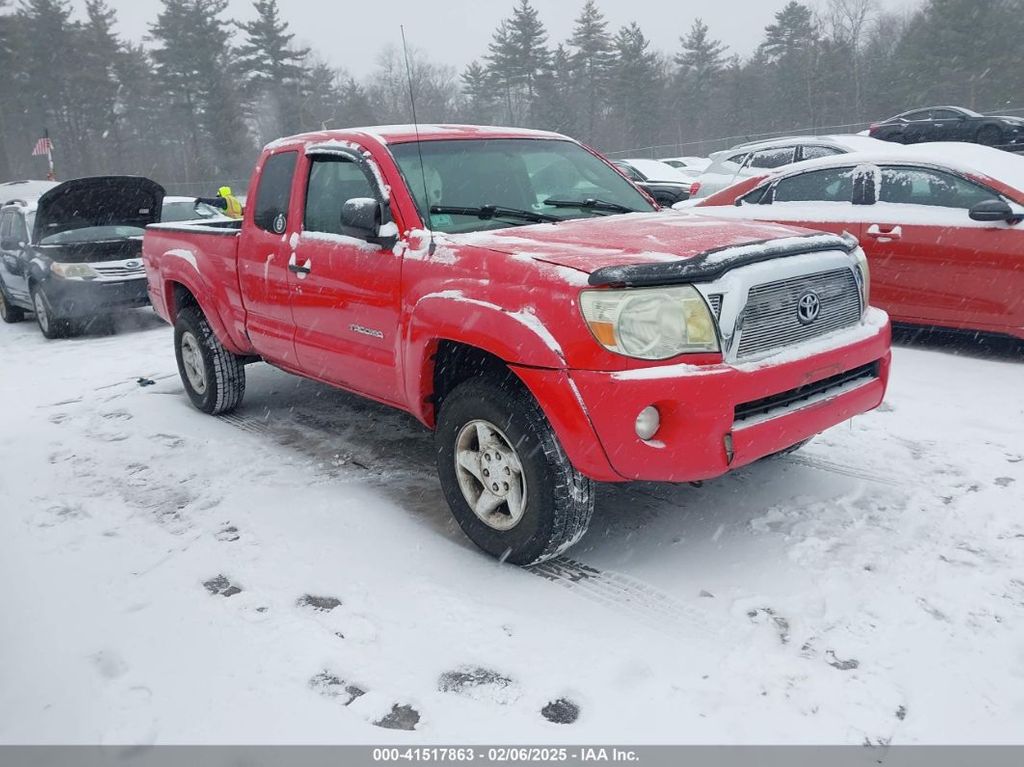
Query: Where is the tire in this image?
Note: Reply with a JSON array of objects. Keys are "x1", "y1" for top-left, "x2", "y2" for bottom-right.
[
  {"x1": 31, "y1": 285, "x2": 71, "y2": 339},
  {"x1": 173, "y1": 305, "x2": 246, "y2": 414},
  {"x1": 435, "y1": 373, "x2": 595, "y2": 566},
  {"x1": 977, "y1": 125, "x2": 1002, "y2": 146},
  {"x1": 0, "y1": 289, "x2": 25, "y2": 323}
]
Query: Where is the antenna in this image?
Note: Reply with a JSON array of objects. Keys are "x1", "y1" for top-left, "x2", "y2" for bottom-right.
[{"x1": 400, "y1": 25, "x2": 435, "y2": 255}]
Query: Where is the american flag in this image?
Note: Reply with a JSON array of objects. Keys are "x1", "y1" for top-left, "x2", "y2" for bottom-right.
[{"x1": 32, "y1": 137, "x2": 53, "y2": 156}]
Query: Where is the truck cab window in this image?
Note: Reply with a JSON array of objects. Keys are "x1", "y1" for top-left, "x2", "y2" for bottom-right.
[
  {"x1": 304, "y1": 156, "x2": 378, "y2": 235},
  {"x1": 253, "y1": 150, "x2": 298, "y2": 232}
]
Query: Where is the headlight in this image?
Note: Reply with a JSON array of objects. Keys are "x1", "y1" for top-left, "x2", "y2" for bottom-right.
[
  {"x1": 852, "y1": 247, "x2": 870, "y2": 310},
  {"x1": 580, "y1": 285, "x2": 719, "y2": 359},
  {"x1": 50, "y1": 262, "x2": 100, "y2": 280}
]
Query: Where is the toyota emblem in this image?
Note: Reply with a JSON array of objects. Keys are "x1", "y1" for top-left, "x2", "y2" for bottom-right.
[
  {"x1": 797, "y1": 291, "x2": 821, "y2": 325},
  {"x1": 125, "y1": 260, "x2": 141, "y2": 269}
]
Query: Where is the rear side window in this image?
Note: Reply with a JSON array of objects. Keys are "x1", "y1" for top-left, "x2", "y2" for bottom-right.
[
  {"x1": 748, "y1": 147, "x2": 796, "y2": 169},
  {"x1": 772, "y1": 168, "x2": 855, "y2": 203},
  {"x1": 253, "y1": 150, "x2": 298, "y2": 232},
  {"x1": 800, "y1": 145, "x2": 844, "y2": 161},
  {"x1": 304, "y1": 155, "x2": 378, "y2": 235},
  {"x1": 879, "y1": 166, "x2": 1000, "y2": 209}
]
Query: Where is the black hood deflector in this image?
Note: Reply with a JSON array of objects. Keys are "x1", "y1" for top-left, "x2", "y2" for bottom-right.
[{"x1": 587, "y1": 232, "x2": 857, "y2": 287}]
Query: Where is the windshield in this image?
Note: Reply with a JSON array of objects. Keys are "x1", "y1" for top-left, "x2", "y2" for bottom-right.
[
  {"x1": 161, "y1": 200, "x2": 223, "y2": 222},
  {"x1": 390, "y1": 138, "x2": 655, "y2": 233},
  {"x1": 39, "y1": 225, "x2": 145, "y2": 245}
]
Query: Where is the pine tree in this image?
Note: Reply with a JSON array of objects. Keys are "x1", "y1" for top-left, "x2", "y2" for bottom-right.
[
  {"x1": 531, "y1": 44, "x2": 578, "y2": 135},
  {"x1": 149, "y1": 0, "x2": 253, "y2": 182},
  {"x1": 237, "y1": 0, "x2": 310, "y2": 138},
  {"x1": 610, "y1": 22, "x2": 662, "y2": 149},
  {"x1": 675, "y1": 19, "x2": 727, "y2": 137},
  {"x1": 18, "y1": 0, "x2": 84, "y2": 176},
  {"x1": 760, "y1": 1, "x2": 821, "y2": 128},
  {"x1": 507, "y1": 0, "x2": 549, "y2": 99},
  {"x1": 77, "y1": 1, "x2": 122, "y2": 174},
  {"x1": 461, "y1": 60, "x2": 496, "y2": 123},
  {"x1": 568, "y1": 0, "x2": 615, "y2": 144}
]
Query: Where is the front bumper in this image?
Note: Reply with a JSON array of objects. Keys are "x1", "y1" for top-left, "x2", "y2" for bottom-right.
[
  {"x1": 43, "y1": 276, "x2": 150, "y2": 317},
  {"x1": 518, "y1": 310, "x2": 892, "y2": 483}
]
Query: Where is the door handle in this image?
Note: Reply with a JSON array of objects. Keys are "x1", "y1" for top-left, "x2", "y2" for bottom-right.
[
  {"x1": 287, "y1": 254, "x2": 312, "y2": 277},
  {"x1": 866, "y1": 224, "x2": 902, "y2": 241}
]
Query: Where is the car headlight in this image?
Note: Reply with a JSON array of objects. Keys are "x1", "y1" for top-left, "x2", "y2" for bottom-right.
[
  {"x1": 50, "y1": 262, "x2": 100, "y2": 280},
  {"x1": 851, "y1": 247, "x2": 870, "y2": 310},
  {"x1": 580, "y1": 285, "x2": 719, "y2": 359}
]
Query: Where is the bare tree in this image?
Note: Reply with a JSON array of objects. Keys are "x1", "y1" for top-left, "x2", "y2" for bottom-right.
[{"x1": 826, "y1": 0, "x2": 877, "y2": 117}]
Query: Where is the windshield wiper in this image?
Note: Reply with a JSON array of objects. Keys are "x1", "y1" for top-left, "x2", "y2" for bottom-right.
[
  {"x1": 430, "y1": 204, "x2": 559, "y2": 224},
  {"x1": 543, "y1": 198, "x2": 637, "y2": 214}
]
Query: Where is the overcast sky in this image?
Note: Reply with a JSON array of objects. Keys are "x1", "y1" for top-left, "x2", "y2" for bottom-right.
[{"x1": 93, "y1": 0, "x2": 920, "y2": 78}]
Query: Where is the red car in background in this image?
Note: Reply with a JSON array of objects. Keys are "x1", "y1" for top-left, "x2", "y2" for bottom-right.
[{"x1": 687, "y1": 143, "x2": 1024, "y2": 341}]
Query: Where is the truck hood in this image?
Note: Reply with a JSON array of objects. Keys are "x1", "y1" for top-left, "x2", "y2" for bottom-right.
[
  {"x1": 447, "y1": 212, "x2": 824, "y2": 275},
  {"x1": 33, "y1": 176, "x2": 165, "y2": 243}
]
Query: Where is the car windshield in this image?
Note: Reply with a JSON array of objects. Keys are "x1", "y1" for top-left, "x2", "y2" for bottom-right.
[
  {"x1": 39, "y1": 225, "x2": 145, "y2": 245},
  {"x1": 390, "y1": 138, "x2": 655, "y2": 233},
  {"x1": 161, "y1": 200, "x2": 223, "y2": 222}
]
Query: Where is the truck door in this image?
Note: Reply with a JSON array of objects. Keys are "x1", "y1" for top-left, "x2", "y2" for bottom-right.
[
  {"x1": 288, "y1": 148, "x2": 404, "y2": 405},
  {"x1": 236, "y1": 150, "x2": 300, "y2": 366}
]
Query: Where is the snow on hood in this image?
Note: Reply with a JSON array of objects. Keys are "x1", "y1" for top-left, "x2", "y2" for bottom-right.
[
  {"x1": 445, "y1": 211, "x2": 822, "y2": 274},
  {"x1": 34, "y1": 176, "x2": 165, "y2": 243}
]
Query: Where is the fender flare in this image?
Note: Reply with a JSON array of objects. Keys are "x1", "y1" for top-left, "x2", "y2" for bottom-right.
[
  {"x1": 158, "y1": 251, "x2": 248, "y2": 356},
  {"x1": 403, "y1": 292, "x2": 567, "y2": 424}
]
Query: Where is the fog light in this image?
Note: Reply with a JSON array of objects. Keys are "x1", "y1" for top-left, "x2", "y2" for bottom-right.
[{"x1": 635, "y1": 406, "x2": 661, "y2": 441}]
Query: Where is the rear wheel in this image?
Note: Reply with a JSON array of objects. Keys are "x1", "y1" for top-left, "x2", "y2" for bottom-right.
[
  {"x1": 0, "y1": 289, "x2": 25, "y2": 323},
  {"x1": 31, "y1": 286, "x2": 70, "y2": 339},
  {"x1": 174, "y1": 305, "x2": 246, "y2": 414},
  {"x1": 435, "y1": 374, "x2": 595, "y2": 566},
  {"x1": 977, "y1": 125, "x2": 1003, "y2": 146}
]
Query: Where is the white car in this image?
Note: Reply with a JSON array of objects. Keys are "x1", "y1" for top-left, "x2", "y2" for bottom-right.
[
  {"x1": 688, "y1": 135, "x2": 891, "y2": 199},
  {"x1": 613, "y1": 159, "x2": 694, "y2": 205},
  {"x1": 161, "y1": 196, "x2": 232, "y2": 223},
  {"x1": 658, "y1": 156, "x2": 711, "y2": 176}
]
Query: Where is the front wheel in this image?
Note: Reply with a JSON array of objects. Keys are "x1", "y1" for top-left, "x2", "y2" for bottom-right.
[
  {"x1": 435, "y1": 374, "x2": 595, "y2": 566},
  {"x1": 0, "y1": 289, "x2": 25, "y2": 323},
  {"x1": 174, "y1": 305, "x2": 246, "y2": 414},
  {"x1": 31, "y1": 286, "x2": 70, "y2": 339},
  {"x1": 976, "y1": 125, "x2": 1002, "y2": 146}
]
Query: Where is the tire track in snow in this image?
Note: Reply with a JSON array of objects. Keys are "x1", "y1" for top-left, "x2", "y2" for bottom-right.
[
  {"x1": 530, "y1": 557, "x2": 725, "y2": 640},
  {"x1": 781, "y1": 454, "x2": 904, "y2": 487}
]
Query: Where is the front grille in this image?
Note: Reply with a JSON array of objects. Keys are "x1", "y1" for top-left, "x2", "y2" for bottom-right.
[
  {"x1": 93, "y1": 264, "x2": 145, "y2": 278},
  {"x1": 735, "y1": 268, "x2": 861, "y2": 359},
  {"x1": 706, "y1": 293, "x2": 723, "y2": 318},
  {"x1": 734, "y1": 361, "x2": 879, "y2": 424}
]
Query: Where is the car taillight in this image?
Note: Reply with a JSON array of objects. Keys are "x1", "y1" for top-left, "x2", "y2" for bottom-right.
[
  {"x1": 869, "y1": 123, "x2": 880, "y2": 132},
  {"x1": 689, "y1": 181, "x2": 701, "y2": 197}
]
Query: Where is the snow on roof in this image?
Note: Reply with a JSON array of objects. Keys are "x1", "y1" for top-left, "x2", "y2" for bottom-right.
[
  {"x1": 264, "y1": 124, "x2": 568, "y2": 152},
  {"x1": 725, "y1": 134, "x2": 890, "y2": 154},
  {"x1": 765, "y1": 141, "x2": 1024, "y2": 192},
  {"x1": 618, "y1": 159, "x2": 692, "y2": 183},
  {"x1": 0, "y1": 179, "x2": 59, "y2": 206}
]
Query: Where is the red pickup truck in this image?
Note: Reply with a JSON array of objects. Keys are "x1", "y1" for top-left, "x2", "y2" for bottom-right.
[{"x1": 143, "y1": 125, "x2": 891, "y2": 565}]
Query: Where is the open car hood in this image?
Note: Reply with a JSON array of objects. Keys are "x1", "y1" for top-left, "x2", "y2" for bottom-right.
[{"x1": 33, "y1": 176, "x2": 165, "y2": 243}]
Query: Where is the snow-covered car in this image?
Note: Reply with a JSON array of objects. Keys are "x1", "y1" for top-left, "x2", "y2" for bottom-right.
[
  {"x1": 684, "y1": 142, "x2": 1024, "y2": 341},
  {"x1": 161, "y1": 196, "x2": 231, "y2": 223},
  {"x1": 658, "y1": 156, "x2": 711, "y2": 176},
  {"x1": 689, "y1": 135, "x2": 891, "y2": 200},
  {"x1": 0, "y1": 176, "x2": 164, "y2": 338},
  {"x1": 613, "y1": 159, "x2": 692, "y2": 205}
]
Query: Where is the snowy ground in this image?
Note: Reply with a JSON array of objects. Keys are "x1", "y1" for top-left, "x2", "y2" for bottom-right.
[{"x1": 0, "y1": 312, "x2": 1022, "y2": 745}]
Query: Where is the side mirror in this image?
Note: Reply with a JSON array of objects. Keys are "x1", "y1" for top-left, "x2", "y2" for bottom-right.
[
  {"x1": 1, "y1": 238, "x2": 22, "y2": 250},
  {"x1": 339, "y1": 197, "x2": 397, "y2": 246},
  {"x1": 969, "y1": 199, "x2": 1018, "y2": 223}
]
